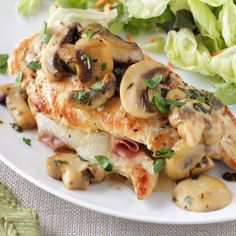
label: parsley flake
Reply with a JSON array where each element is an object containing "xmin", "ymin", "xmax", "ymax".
[
  {"xmin": 80, "ymin": 53, "xmax": 91, "ymax": 69},
  {"xmin": 152, "ymin": 94, "xmax": 169, "ymax": 114},
  {"xmin": 184, "ymin": 196, "xmax": 192, "ymax": 205},
  {"xmin": 84, "ymin": 27, "xmax": 99, "ymax": 38},
  {"xmin": 144, "ymin": 74, "xmax": 163, "ymax": 89},
  {"xmin": 153, "ymin": 148, "xmax": 174, "ymax": 159},
  {"xmin": 90, "ymin": 82, "xmax": 105, "ymax": 92},
  {"xmin": 27, "ymin": 61, "xmax": 41, "ymax": 70},
  {"xmin": 153, "ymin": 159, "xmax": 165, "ymax": 173},
  {"xmin": 41, "ymin": 21, "xmax": 52, "ymax": 43},
  {"xmin": 15, "ymin": 71, "xmax": 23, "ymax": 87},
  {"xmin": 23, "ymin": 137, "xmax": 31, "ymax": 146},
  {"xmin": 95, "ymin": 155, "xmax": 113, "ymax": 172},
  {"xmin": 74, "ymin": 91, "xmax": 90, "ymax": 103},
  {"xmin": 10, "ymin": 123, "xmax": 23, "ymax": 133},
  {"xmin": 101, "ymin": 63, "xmax": 107, "ymax": 71},
  {"xmin": 0, "ymin": 53, "xmax": 9, "ymax": 74}
]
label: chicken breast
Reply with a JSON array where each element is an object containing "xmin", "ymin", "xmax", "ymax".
[{"xmin": 7, "ymin": 23, "xmax": 236, "ymax": 198}]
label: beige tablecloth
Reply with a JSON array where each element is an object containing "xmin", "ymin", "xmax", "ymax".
[{"xmin": 0, "ymin": 161, "xmax": 235, "ymax": 236}]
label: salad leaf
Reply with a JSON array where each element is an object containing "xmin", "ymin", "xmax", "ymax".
[
  {"xmin": 169, "ymin": 0, "xmax": 189, "ymax": 14},
  {"xmin": 199, "ymin": 0, "xmax": 229, "ymax": 7},
  {"xmin": 55, "ymin": 0, "xmax": 96, "ymax": 9},
  {"xmin": 48, "ymin": 7, "xmax": 117, "ymax": 28},
  {"xmin": 211, "ymin": 45, "xmax": 236, "ymax": 83},
  {"xmin": 188, "ymin": 0, "xmax": 224, "ymax": 51},
  {"xmin": 215, "ymin": 82, "xmax": 236, "ymax": 105},
  {"xmin": 16, "ymin": 0, "xmax": 40, "ymax": 15},
  {"xmin": 142, "ymin": 37, "xmax": 165, "ymax": 53},
  {"xmin": 122, "ymin": 0, "xmax": 169, "ymax": 19},
  {"xmin": 218, "ymin": 0, "xmax": 236, "ymax": 47},
  {"xmin": 165, "ymin": 29, "xmax": 215, "ymax": 76}
]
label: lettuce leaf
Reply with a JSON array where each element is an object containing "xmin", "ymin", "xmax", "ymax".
[
  {"xmin": 165, "ymin": 29, "xmax": 215, "ymax": 76},
  {"xmin": 211, "ymin": 45, "xmax": 236, "ymax": 83},
  {"xmin": 199, "ymin": 0, "xmax": 229, "ymax": 7},
  {"xmin": 188, "ymin": 0, "xmax": 224, "ymax": 51},
  {"xmin": 215, "ymin": 82, "xmax": 236, "ymax": 105},
  {"xmin": 121, "ymin": 0, "xmax": 169, "ymax": 19},
  {"xmin": 218, "ymin": 0, "xmax": 236, "ymax": 47},
  {"xmin": 169, "ymin": 0, "xmax": 189, "ymax": 14},
  {"xmin": 48, "ymin": 7, "xmax": 117, "ymax": 28},
  {"xmin": 55, "ymin": 0, "xmax": 96, "ymax": 9},
  {"xmin": 16, "ymin": 0, "xmax": 40, "ymax": 15}
]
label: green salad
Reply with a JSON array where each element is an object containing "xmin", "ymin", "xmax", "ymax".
[{"xmin": 15, "ymin": 0, "xmax": 236, "ymax": 105}]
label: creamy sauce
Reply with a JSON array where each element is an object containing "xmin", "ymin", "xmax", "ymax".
[{"xmin": 154, "ymin": 171, "xmax": 175, "ymax": 193}]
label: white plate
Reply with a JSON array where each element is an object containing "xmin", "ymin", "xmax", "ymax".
[{"xmin": 0, "ymin": 1, "xmax": 236, "ymax": 224}]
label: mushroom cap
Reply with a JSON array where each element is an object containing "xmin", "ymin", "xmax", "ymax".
[{"xmin": 120, "ymin": 60, "xmax": 170, "ymax": 119}]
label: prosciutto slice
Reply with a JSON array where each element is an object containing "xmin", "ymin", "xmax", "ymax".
[{"xmin": 111, "ymin": 137, "xmax": 140, "ymax": 158}]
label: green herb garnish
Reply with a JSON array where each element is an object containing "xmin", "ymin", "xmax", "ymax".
[
  {"xmin": 26, "ymin": 61, "xmax": 41, "ymax": 70},
  {"xmin": 144, "ymin": 74, "xmax": 163, "ymax": 89},
  {"xmin": 41, "ymin": 21, "xmax": 52, "ymax": 43},
  {"xmin": 153, "ymin": 159, "xmax": 165, "ymax": 173},
  {"xmin": 101, "ymin": 63, "xmax": 107, "ymax": 71},
  {"xmin": 114, "ymin": 67, "xmax": 123, "ymax": 77},
  {"xmin": 0, "ymin": 54, "xmax": 9, "ymax": 74},
  {"xmin": 184, "ymin": 196, "xmax": 192, "ymax": 205},
  {"xmin": 167, "ymin": 99, "xmax": 186, "ymax": 107},
  {"xmin": 187, "ymin": 89, "xmax": 206, "ymax": 103},
  {"xmin": 95, "ymin": 155, "xmax": 113, "ymax": 172},
  {"xmin": 153, "ymin": 147, "xmax": 174, "ymax": 159},
  {"xmin": 84, "ymin": 27, "xmax": 99, "ymax": 38},
  {"xmin": 74, "ymin": 91, "xmax": 90, "ymax": 103},
  {"xmin": 10, "ymin": 123, "xmax": 23, "ymax": 133},
  {"xmin": 193, "ymin": 103, "xmax": 209, "ymax": 113},
  {"xmin": 191, "ymin": 174, "xmax": 199, "ymax": 180},
  {"xmin": 22, "ymin": 137, "xmax": 31, "ymax": 146},
  {"xmin": 15, "ymin": 71, "xmax": 23, "ymax": 87},
  {"xmin": 90, "ymin": 82, "xmax": 105, "ymax": 92},
  {"xmin": 152, "ymin": 94, "xmax": 169, "ymax": 114},
  {"xmin": 80, "ymin": 53, "xmax": 91, "ymax": 69}
]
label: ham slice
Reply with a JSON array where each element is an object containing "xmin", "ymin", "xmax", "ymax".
[
  {"xmin": 38, "ymin": 131, "xmax": 70, "ymax": 150},
  {"xmin": 111, "ymin": 137, "xmax": 140, "ymax": 158}
]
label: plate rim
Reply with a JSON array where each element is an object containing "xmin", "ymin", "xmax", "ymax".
[{"xmin": 1, "ymin": 152, "xmax": 236, "ymax": 225}]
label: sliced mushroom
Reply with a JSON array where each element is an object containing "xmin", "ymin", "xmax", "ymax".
[
  {"xmin": 0, "ymin": 83, "xmax": 36, "ymax": 129},
  {"xmin": 46, "ymin": 153, "xmax": 105, "ymax": 190},
  {"xmin": 71, "ymin": 72, "xmax": 116, "ymax": 110},
  {"xmin": 191, "ymin": 156, "xmax": 215, "ymax": 175},
  {"xmin": 41, "ymin": 23, "xmax": 83, "ymax": 81},
  {"xmin": 173, "ymin": 175, "xmax": 231, "ymax": 212},
  {"xmin": 85, "ymin": 23, "xmax": 144, "ymax": 63},
  {"xmin": 75, "ymin": 37, "xmax": 113, "ymax": 82},
  {"xmin": 120, "ymin": 60, "xmax": 170, "ymax": 119},
  {"xmin": 165, "ymin": 139, "xmax": 205, "ymax": 181}
]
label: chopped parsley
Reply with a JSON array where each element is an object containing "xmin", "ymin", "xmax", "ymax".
[
  {"xmin": 90, "ymin": 82, "xmax": 105, "ymax": 92},
  {"xmin": 0, "ymin": 53, "xmax": 9, "ymax": 74},
  {"xmin": 152, "ymin": 94, "xmax": 186, "ymax": 114},
  {"xmin": 22, "ymin": 137, "xmax": 31, "ymax": 146},
  {"xmin": 74, "ymin": 91, "xmax": 90, "ymax": 103},
  {"xmin": 144, "ymin": 74, "xmax": 163, "ymax": 89},
  {"xmin": 84, "ymin": 27, "xmax": 99, "ymax": 38},
  {"xmin": 80, "ymin": 53, "xmax": 91, "ymax": 69},
  {"xmin": 53, "ymin": 159, "xmax": 66, "ymax": 165},
  {"xmin": 10, "ymin": 123, "xmax": 23, "ymax": 133},
  {"xmin": 153, "ymin": 159, "xmax": 165, "ymax": 173},
  {"xmin": 167, "ymin": 99, "xmax": 186, "ymax": 107},
  {"xmin": 41, "ymin": 21, "xmax": 52, "ymax": 43},
  {"xmin": 184, "ymin": 196, "xmax": 192, "ymax": 205},
  {"xmin": 101, "ymin": 63, "xmax": 107, "ymax": 71},
  {"xmin": 95, "ymin": 155, "xmax": 113, "ymax": 172},
  {"xmin": 114, "ymin": 67, "xmax": 123, "ymax": 77},
  {"xmin": 195, "ymin": 163, "xmax": 201, "ymax": 168},
  {"xmin": 193, "ymin": 103, "xmax": 209, "ymax": 113},
  {"xmin": 152, "ymin": 94, "xmax": 169, "ymax": 114},
  {"xmin": 15, "ymin": 71, "xmax": 23, "ymax": 87},
  {"xmin": 191, "ymin": 174, "xmax": 199, "ymax": 180},
  {"xmin": 153, "ymin": 148, "xmax": 174, "ymax": 159},
  {"xmin": 26, "ymin": 61, "xmax": 41, "ymax": 70},
  {"xmin": 187, "ymin": 89, "xmax": 206, "ymax": 103}
]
